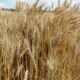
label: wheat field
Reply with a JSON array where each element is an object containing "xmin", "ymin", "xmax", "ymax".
[{"xmin": 0, "ymin": 0, "xmax": 80, "ymax": 80}]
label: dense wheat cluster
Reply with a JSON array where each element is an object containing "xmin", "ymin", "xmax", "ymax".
[{"xmin": 0, "ymin": 0, "xmax": 80, "ymax": 80}]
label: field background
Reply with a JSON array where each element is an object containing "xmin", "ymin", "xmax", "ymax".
[{"xmin": 0, "ymin": 0, "xmax": 80, "ymax": 80}]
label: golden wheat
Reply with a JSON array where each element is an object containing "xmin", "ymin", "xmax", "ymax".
[{"xmin": 0, "ymin": 0, "xmax": 80, "ymax": 80}]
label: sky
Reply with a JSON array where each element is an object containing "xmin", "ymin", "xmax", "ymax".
[{"xmin": 0, "ymin": 0, "xmax": 80, "ymax": 9}]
